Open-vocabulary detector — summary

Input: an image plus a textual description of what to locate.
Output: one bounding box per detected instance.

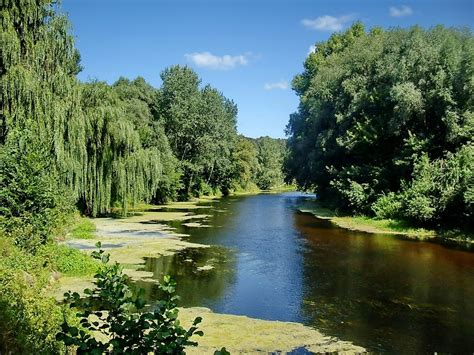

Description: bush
[0,237,72,353]
[372,192,402,219]
[331,178,373,213]
[57,243,204,353]
[0,137,73,252]
[399,148,473,226]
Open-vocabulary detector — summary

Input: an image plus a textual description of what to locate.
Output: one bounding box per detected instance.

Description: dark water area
[138,192,474,353]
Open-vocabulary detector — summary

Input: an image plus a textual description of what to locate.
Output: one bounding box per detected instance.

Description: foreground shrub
[0,237,69,353]
[57,242,203,353]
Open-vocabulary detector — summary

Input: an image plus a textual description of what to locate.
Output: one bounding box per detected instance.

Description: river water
[138,192,474,352]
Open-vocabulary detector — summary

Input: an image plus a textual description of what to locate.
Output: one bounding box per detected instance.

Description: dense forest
[0,1,286,352]
[285,23,473,231]
[0,0,287,241]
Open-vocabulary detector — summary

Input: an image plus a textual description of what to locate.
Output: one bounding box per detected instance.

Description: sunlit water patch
[134,192,474,352]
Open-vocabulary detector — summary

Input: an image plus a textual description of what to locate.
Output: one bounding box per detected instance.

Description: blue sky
[62,0,473,138]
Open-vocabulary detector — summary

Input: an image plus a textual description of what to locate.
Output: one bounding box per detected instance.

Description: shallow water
[138,192,474,352]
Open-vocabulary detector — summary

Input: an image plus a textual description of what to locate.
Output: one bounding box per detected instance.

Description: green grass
[37,243,99,276]
[299,205,337,219]
[69,217,96,239]
[0,237,85,353]
[298,203,435,237]
[333,215,434,237]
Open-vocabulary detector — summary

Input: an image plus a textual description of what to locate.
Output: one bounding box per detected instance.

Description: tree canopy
[285,23,473,228]
[0,0,289,254]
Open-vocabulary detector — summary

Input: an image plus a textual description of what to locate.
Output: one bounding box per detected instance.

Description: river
[136,192,474,353]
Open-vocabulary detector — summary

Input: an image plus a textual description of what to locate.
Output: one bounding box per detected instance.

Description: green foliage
[36,243,99,276]
[254,137,286,190]
[1,0,181,217]
[0,136,73,252]
[372,192,403,220]
[286,23,474,228]
[77,81,170,216]
[112,77,181,204]
[158,65,239,198]
[232,136,259,190]
[231,136,287,191]
[399,146,473,225]
[2,0,287,217]
[57,242,203,353]
[70,217,96,239]
[0,237,79,354]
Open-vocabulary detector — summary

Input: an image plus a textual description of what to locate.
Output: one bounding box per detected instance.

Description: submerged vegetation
[286,23,473,236]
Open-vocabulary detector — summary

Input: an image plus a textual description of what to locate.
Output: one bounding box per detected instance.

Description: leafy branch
[56,242,203,354]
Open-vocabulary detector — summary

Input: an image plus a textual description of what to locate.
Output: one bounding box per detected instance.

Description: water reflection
[137,192,474,352]
[296,213,474,352]
[135,247,236,307]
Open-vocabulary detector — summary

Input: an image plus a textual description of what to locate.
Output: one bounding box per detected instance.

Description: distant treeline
[285,23,473,230]
[0,0,287,247]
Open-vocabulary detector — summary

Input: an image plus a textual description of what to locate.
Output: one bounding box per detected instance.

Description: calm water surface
[138,192,474,352]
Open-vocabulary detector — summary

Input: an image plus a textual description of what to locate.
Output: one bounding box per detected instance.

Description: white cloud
[264,81,289,90]
[184,51,248,70]
[308,45,316,55]
[301,15,353,32]
[389,5,413,17]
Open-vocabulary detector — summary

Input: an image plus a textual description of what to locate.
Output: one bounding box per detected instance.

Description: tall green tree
[112,77,181,203]
[158,65,238,197]
[286,23,473,228]
[78,82,167,216]
[0,0,82,244]
[232,135,259,190]
[254,137,286,190]
[0,0,174,221]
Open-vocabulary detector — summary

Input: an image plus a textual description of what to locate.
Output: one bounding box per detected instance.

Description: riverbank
[298,203,473,249]
[53,199,365,353]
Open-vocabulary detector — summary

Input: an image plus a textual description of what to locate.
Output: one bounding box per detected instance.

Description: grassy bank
[299,203,473,248]
[67,216,96,239]
[0,231,99,352]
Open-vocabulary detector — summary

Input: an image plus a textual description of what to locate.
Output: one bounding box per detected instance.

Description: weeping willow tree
[1,0,83,153]
[1,0,82,246]
[112,77,181,203]
[78,82,166,216]
[1,0,171,222]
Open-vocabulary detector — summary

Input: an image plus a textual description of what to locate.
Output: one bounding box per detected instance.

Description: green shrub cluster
[371,146,473,226]
[0,237,82,353]
[0,138,74,252]
[57,244,204,353]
